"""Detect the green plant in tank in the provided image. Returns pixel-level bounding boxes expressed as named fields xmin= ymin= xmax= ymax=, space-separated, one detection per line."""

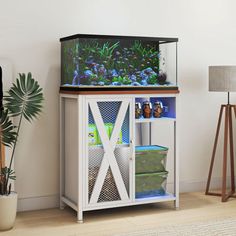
xmin=112 ymin=76 xmax=132 ymax=85
xmin=90 ymin=73 xmax=98 ymax=81
xmin=122 ymin=76 xmax=132 ymax=85
xmin=130 ymin=41 xmax=159 ymax=73
xmin=98 ymin=42 xmax=119 ymax=61
xmin=131 ymin=40 xmax=145 ymax=56
xmin=97 ymin=76 xmax=110 ymax=85
xmin=0 ymin=73 xmax=43 ymax=195
xmin=147 ymin=74 xmax=158 ymax=85
xmin=82 ymin=41 xmax=99 ymax=54
xmin=79 ymin=41 xmax=99 ymax=62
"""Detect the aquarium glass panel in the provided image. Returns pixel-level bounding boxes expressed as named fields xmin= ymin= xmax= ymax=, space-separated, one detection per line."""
xmin=61 ymin=36 xmax=177 ymax=89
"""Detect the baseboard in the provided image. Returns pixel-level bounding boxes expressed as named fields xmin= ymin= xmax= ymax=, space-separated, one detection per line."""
xmin=168 ymin=176 xmax=235 ymax=193
xmin=179 ymin=177 xmax=224 ymax=193
xmin=17 ymin=177 xmax=234 ymax=212
xmin=17 ymin=194 xmax=59 ymax=212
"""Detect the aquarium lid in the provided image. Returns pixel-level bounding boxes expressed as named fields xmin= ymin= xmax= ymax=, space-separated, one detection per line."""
xmin=60 ymin=33 xmax=178 ymax=44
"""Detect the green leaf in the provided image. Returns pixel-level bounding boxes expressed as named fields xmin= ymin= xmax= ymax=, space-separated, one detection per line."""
xmin=0 ymin=109 xmax=16 ymax=147
xmin=4 ymin=73 xmax=44 ymax=122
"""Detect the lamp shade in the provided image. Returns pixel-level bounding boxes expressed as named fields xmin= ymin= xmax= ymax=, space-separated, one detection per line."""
xmin=209 ymin=66 xmax=236 ymax=92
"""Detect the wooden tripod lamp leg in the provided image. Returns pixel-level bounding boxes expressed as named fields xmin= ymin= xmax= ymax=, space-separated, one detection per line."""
xmin=206 ymin=104 xmax=236 ymax=201
xmin=233 ymin=105 xmax=236 ymax=118
xmin=222 ymin=105 xmax=229 ymax=202
xmin=206 ymin=105 xmax=224 ymax=195
xmin=229 ymin=105 xmax=235 ymax=193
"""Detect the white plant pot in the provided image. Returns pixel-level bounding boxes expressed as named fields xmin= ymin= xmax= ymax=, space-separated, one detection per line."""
xmin=0 ymin=192 xmax=17 ymax=231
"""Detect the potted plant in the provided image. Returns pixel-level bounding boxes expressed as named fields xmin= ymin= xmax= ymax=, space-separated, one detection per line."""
xmin=0 ymin=72 xmax=43 ymax=231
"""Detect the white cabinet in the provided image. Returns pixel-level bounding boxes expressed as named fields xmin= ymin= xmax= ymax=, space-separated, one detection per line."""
xmin=60 ymin=93 xmax=178 ymax=223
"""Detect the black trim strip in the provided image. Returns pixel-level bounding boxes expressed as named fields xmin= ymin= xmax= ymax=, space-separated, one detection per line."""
xmin=60 ymin=34 xmax=178 ymax=43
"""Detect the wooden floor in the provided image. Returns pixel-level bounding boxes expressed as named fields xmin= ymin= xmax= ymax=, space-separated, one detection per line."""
xmin=2 ymin=192 xmax=236 ymax=236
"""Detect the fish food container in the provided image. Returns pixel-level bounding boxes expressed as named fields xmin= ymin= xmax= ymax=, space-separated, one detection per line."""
xmin=135 ymin=145 xmax=168 ymax=174
xmin=88 ymin=124 xmax=99 ymax=145
xmin=89 ymin=123 xmax=123 ymax=146
xmin=96 ymin=123 xmax=112 ymax=145
xmin=135 ymin=171 xmax=168 ymax=198
xmin=97 ymin=123 xmax=123 ymax=145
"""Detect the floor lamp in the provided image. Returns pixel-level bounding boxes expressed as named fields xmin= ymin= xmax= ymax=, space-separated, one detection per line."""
xmin=206 ymin=66 xmax=236 ymax=202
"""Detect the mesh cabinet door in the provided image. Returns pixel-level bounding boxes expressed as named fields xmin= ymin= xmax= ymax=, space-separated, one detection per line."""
xmin=86 ymin=98 xmax=133 ymax=208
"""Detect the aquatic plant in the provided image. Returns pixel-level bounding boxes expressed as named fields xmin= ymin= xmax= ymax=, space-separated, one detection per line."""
xmin=98 ymin=42 xmax=119 ymax=61
xmin=130 ymin=41 xmax=159 ymax=73
xmin=147 ymin=74 xmax=158 ymax=85
xmin=131 ymin=41 xmax=145 ymax=56
xmin=112 ymin=76 xmax=132 ymax=85
xmin=82 ymin=41 xmax=99 ymax=55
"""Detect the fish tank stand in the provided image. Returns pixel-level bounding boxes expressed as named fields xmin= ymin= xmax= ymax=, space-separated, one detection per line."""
xmin=59 ymin=89 xmax=179 ymax=223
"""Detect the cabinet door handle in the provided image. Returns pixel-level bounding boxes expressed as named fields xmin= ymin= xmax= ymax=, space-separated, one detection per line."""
xmin=130 ymin=139 xmax=134 ymax=161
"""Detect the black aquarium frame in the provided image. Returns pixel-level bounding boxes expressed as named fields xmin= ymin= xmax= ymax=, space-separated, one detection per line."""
xmin=60 ymin=34 xmax=178 ymax=92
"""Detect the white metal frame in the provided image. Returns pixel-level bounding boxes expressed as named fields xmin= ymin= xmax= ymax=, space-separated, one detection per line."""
xmin=60 ymin=93 xmax=179 ymax=222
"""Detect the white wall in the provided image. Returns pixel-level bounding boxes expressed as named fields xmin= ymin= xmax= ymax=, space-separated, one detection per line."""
xmin=1 ymin=0 xmax=236 ymax=211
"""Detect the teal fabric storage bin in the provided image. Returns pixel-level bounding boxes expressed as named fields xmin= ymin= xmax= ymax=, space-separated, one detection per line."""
xmin=135 ymin=171 xmax=168 ymax=198
xmin=135 ymin=145 xmax=168 ymax=174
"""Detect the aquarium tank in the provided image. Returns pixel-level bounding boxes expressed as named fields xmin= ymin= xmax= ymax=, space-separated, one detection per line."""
xmin=60 ymin=34 xmax=178 ymax=91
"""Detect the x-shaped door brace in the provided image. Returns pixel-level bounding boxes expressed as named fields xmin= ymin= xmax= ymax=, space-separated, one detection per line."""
xmin=89 ymin=100 xmax=130 ymax=204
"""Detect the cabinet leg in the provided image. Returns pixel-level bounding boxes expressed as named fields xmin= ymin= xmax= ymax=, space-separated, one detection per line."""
xmin=77 ymin=210 xmax=83 ymax=223
xmin=174 ymin=199 xmax=179 ymax=209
